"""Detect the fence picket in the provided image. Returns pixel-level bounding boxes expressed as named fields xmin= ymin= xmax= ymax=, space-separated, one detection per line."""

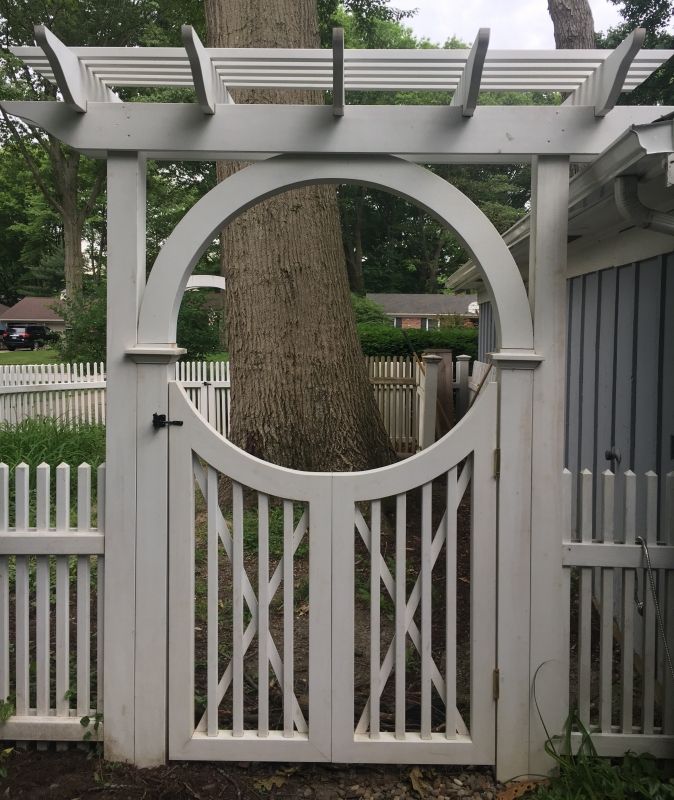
xmin=77 ymin=464 xmax=92 ymax=717
xmin=258 ymin=492 xmax=270 ymax=737
xmin=621 ymin=471 xmax=636 ymax=733
xmin=421 ymin=481 xmax=432 ymax=739
xmin=578 ymin=469 xmax=593 ymax=727
xmin=207 ymin=466 xmax=219 ymax=737
xmin=232 ymin=481 xmax=244 ymax=737
xmin=36 ymin=463 xmax=51 ymax=716
xmin=642 ymin=471 xmax=658 ymax=735
xmin=55 ymin=463 xmax=70 ymax=716
xmin=0 ymin=464 xmax=8 ymax=703
xmin=369 ymin=499 xmax=381 ymax=739
xmin=394 ymin=493 xmax=406 ymax=740
xmin=97 ymin=464 xmax=106 ymax=714
xmin=283 ymin=499 xmax=294 ymax=738
xmin=15 ymin=464 xmax=30 ymax=716
xmin=599 ymin=470 xmax=614 ymax=733
xmin=445 ymin=466 xmax=457 ymax=739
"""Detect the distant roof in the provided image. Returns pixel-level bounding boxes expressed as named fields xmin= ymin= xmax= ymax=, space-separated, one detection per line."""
xmin=367 ymin=293 xmax=477 ymax=316
xmin=0 ymin=296 xmax=63 ymax=323
xmin=0 ymin=304 xmax=8 ymax=317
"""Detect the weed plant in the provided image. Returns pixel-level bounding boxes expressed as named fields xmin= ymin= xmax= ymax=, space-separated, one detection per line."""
xmin=528 ymin=709 xmax=674 ymax=799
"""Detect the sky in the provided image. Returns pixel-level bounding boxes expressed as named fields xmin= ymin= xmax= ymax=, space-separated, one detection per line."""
xmin=392 ymin=0 xmax=626 ymax=49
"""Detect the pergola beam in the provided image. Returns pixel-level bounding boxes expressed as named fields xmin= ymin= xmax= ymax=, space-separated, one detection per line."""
xmin=3 ymin=101 xmax=672 ymax=163
xmin=181 ymin=25 xmax=231 ymax=114
xmin=332 ymin=27 xmax=345 ymax=117
xmin=564 ymin=28 xmax=646 ymax=117
xmin=34 ymin=25 xmax=119 ymax=112
xmin=450 ymin=28 xmax=489 ymax=117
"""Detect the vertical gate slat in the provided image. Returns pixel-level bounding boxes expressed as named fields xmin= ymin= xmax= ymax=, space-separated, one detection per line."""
xmin=207 ymin=466 xmax=219 ymax=736
xmin=283 ymin=499 xmax=294 ymax=738
xmin=578 ymin=469 xmax=593 ymax=727
xmin=395 ymin=493 xmax=406 ymax=739
xmin=0 ymin=464 xmax=8 ymax=702
xmin=642 ymin=471 xmax=658 ymax=735
xmin=445 ymin=466 xmax=457 ymax=739
xmin=36 ymin=464 xmax=51 ymax=716
xmin=369 ymin=500 xmax=381 ymax=739
xmin=599 ymin=470 xmax=614 ymax=733
xmin=420 ymin=481 xmax=432 ymax=739
xmin=232 ymin=481 xmax=244 ymax=737
xmin=621 ymin=471 xmax=636 ymax=733
xmin=55 ymin=463 xmax=70 ymax=717
xmin=15 ymin=464 xmax=30 ymax=716
xmin=258 ymin=493 xmax=270 ymax=737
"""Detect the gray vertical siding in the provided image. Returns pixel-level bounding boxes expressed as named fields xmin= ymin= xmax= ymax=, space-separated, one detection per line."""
xmin=477 ymin=250 xmax=674 ymax=539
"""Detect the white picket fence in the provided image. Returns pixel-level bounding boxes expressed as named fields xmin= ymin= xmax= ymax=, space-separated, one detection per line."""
xmin=564 ymin=468 xmax=674 ymax=756
xmin=0 ymin=357 xmax=482 ymax=452
xmin=0 ymin=462 xmax=105 ymax=740
xmin=0 ymin=462 xmax=671 ymax=755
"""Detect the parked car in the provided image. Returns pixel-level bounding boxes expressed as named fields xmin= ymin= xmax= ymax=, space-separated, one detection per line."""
xmin=2 ymin=324 xmax=54 ymax=350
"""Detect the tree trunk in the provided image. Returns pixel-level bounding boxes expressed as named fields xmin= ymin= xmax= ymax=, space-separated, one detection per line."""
xmin=547 ymin=0 xmax=595 ymax=49
xmin=205 ymin=0 xmax=395 ymax=471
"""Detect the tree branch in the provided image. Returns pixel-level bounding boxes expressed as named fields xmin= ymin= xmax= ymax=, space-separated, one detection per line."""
xmin=0 ymin=107 xmax=64 ymax=215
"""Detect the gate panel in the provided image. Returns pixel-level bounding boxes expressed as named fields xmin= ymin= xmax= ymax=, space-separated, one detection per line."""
xmin=331 ymin=381 xmax=497 ymax=763
xmin=168 ymin=382 xmax=332 ymax=761
xmin=169 ymin=378 xmax=497 ymax=763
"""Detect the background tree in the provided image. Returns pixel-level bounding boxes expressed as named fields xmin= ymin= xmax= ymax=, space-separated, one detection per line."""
xmin=204 ymin=0 xmax=396 ymax=471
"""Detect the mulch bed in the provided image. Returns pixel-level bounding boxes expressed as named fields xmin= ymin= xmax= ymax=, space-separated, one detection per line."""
xmin=1 ymin=749 xmax=506 ymax=799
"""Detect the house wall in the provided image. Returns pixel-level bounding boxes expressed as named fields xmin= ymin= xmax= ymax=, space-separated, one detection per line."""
xmin=477 ymin=250 xmax=674 ymax=537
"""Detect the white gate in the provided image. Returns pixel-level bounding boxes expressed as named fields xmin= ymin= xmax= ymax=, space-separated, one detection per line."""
xmin=168 ymin=376 xmax=497 ymax=763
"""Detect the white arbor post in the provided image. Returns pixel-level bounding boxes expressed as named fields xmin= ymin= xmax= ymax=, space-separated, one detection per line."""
xmin=104 ymin=153 xmax=146 ymax=762
xmin=528 ymin=156 xmax=571 ymax=773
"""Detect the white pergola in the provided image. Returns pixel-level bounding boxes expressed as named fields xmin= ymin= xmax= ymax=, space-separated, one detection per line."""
xmin=3 ymin=24 xmax=673 ymax=777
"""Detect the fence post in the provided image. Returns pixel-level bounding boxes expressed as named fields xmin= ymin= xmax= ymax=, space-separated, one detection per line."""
xmin=419 ymin=354 xmax=441 ymax=450
xmin=456 ymin=354 xmax=471 ymax=419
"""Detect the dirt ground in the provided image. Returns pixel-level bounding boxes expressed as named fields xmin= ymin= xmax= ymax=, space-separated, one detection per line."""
xmin=0 ymin=749 xmax=509 ymax=799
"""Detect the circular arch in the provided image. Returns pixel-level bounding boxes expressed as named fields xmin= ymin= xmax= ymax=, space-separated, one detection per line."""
xmin=137 ymin=155 xmax=533 ymax=350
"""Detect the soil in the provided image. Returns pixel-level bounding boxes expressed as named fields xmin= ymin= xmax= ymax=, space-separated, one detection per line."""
xmin=0 ymin=748 xmax=506 ymax=799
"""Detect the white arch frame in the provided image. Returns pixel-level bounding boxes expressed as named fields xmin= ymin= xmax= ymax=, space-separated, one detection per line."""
xmin=137 ymin=155 xmax=534 ymax=352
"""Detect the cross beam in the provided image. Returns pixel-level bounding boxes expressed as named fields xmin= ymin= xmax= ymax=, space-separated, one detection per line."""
xmin=564 ymin=28 xmax=646 ymax=116
xmin=450 ymin=28 xmax=489 ymax=117
xmin=3 ymin=101 xmax=672 ymax=163
xmin=34 ymin=25 xmax=119 ymax=111
xmin=181 ymin=25 xmax=232 ymax=114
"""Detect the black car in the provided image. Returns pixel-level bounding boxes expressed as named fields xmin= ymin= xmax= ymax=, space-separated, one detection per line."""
xmin=2 ymin=324 xmax=53 ymax=350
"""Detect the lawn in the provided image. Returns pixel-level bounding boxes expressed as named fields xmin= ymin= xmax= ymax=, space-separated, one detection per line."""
xmin=0 ymin=347 xmax=61 ymax=365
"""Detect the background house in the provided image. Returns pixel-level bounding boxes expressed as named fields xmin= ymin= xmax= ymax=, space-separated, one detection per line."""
xmin=366 ymin=292 xmax=478 ymax=330
xmin=0 ymin=296 xmax=65 ymax=333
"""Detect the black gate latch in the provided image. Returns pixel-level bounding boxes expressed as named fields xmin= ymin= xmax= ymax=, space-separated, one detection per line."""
xmin=152 ymin=413 xmax=183 ymax=430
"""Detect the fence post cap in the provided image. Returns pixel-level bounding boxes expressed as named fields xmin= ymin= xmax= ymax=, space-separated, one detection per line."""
xmin=421 ymin=353 xmax=442 ymax=363
xmin=456 ymin=354 xmax=471 ymax=361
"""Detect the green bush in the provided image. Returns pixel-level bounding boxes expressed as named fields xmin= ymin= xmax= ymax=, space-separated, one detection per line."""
xmin=177 ymin=291 xmax=223 ymax=359
xmin=357 ymin=323 xmax=478 ymax=359
xmin=56 ymin=281 xmax=106 ymax=363
xmin=350 ymin=294 xmax=392 ymax=326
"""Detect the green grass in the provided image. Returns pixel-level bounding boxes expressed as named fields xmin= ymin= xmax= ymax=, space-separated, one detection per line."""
xmin=0 ymin=348 xmax=61 ymax=365
xmin=202 ymin=351 xmax=229 ymax=363
xmin=0 ymin=418 xmax=106 ymax=524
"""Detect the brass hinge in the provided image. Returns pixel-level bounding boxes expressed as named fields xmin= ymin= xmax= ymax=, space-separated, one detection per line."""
xmin=493 ymin=668 xmax=500 ymax=701
xmin=493 ymin=448 xmax=500 ymax=478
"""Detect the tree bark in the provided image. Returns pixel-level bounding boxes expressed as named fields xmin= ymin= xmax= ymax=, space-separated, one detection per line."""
xmin=205 ymin=0 xmax=395 ymax=471
xmin=547 ymin=0 xmax=595 ymax=49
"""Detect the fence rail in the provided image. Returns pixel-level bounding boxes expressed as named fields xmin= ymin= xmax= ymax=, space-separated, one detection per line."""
xmin=0 ymin=358 xmax=486 ymax=453
xmin=0 ymin=462 xmax=105 ymax=741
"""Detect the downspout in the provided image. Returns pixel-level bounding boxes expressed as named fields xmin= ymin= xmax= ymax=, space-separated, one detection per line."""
xmin=614 ymin=174 xmax=674 ymax=235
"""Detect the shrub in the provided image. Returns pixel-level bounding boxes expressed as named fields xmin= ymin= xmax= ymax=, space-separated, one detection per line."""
xmin=357 ymin=323 xmax=478 ymax=359
xmin=350 ymin=294 xmax=392 ymax=326
xmin=177 ymin=291 xmax=223 ymax=359
xmin=56 ymin=281 xmax=106 ymax=363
